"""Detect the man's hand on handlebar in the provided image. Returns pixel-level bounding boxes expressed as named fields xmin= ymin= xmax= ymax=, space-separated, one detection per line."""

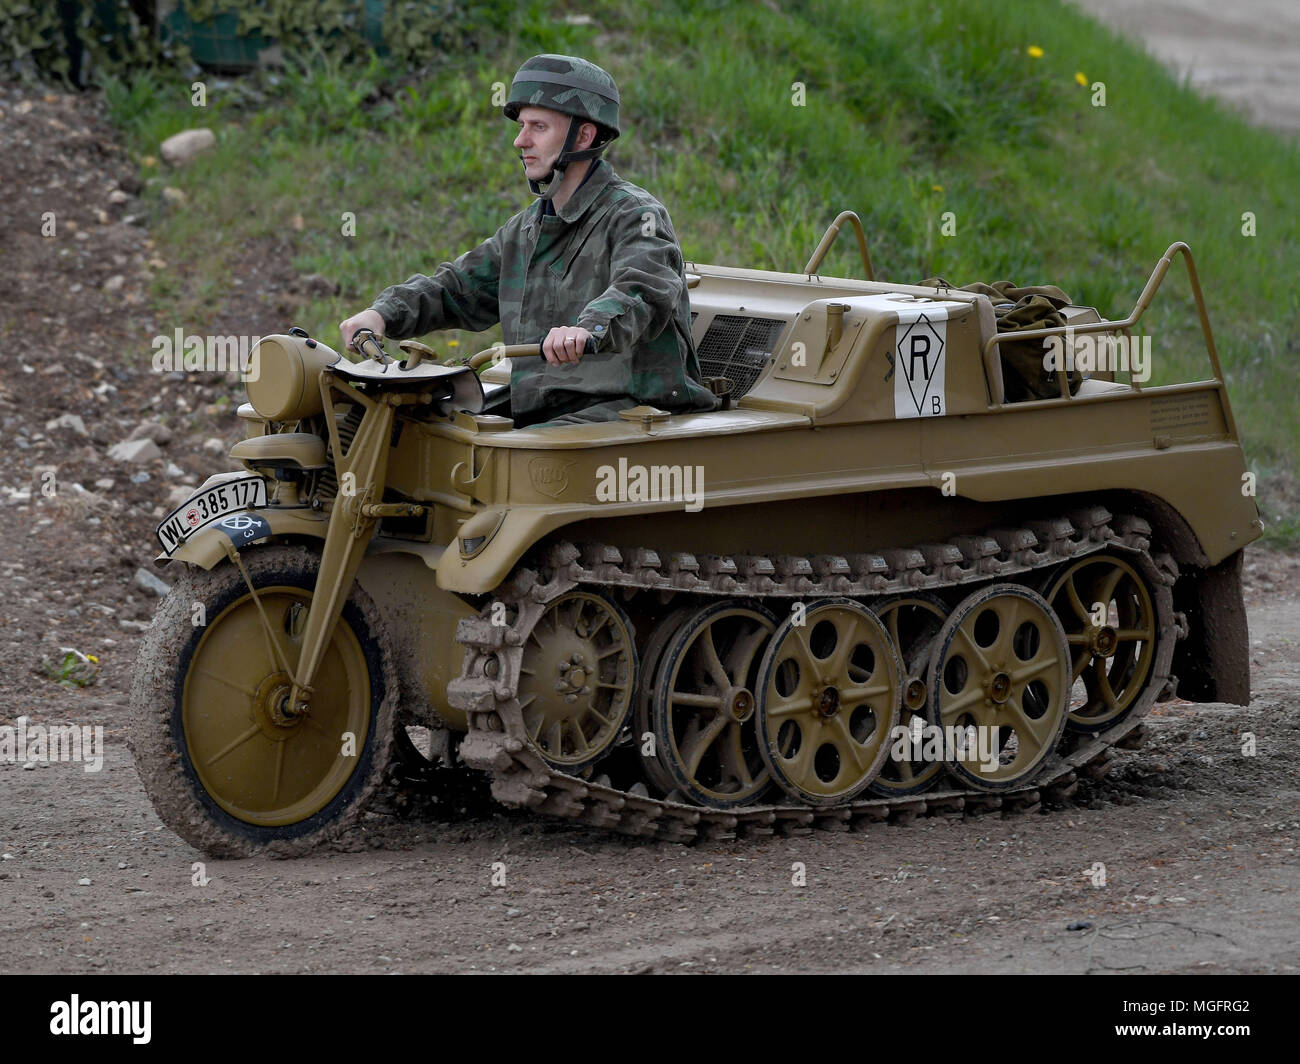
xmin=542 ymin=325 xmax=595 ymax=366
xmin=340 ymin=309 xmax=386 ymax=353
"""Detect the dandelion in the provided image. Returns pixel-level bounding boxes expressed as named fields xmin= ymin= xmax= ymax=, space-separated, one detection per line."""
xmin=1027 ymin=45 xmax=1044 ymax=59
xmin=87 ymin=655 xmax=99 ymax=663
xmin=448 ymin=340 xmax=460 ymax=347
xmin=931 ymin=184 xmax=944 ymax=193
xmin=1075 ymin=72 xmax=1088 ymax=87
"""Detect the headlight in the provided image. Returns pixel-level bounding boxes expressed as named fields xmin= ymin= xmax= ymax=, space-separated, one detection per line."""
xmin=458 ymin=510 xmax=507 ymax=559
xmin=244 ymin=334 xmax=337 ymax=421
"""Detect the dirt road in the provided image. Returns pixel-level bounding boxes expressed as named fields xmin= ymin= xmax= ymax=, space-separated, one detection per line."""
xmin=1069 ymin=0 xmax=1300 ymax=134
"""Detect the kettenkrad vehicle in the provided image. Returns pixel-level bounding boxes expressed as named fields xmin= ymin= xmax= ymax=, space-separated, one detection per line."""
xmin=129 ymin=213 xmax=1262 ymax=855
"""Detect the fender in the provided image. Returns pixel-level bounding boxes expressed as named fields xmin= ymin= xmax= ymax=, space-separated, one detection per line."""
xmin=923 ymin=440 xmax=1261 ymax=567
xmin=160 ymin=496 xmax=476 ymax=730
xmin=437 ymin=506 xmax=571 ymax=594
xmin=159 ymin=506 xmax=329 ymax=570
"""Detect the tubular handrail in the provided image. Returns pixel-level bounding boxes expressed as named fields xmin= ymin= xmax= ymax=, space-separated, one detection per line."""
xmin=804 ymin=210 xmax=875 ymax=280
xmin=979 ymin=243 xmax=1236 ymax=438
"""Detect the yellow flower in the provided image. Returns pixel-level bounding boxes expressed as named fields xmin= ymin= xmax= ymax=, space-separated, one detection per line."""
xmin=1075 ymin=71 xmax=1088 ymax=86
xmin=931 ymin=184 xmax=944 ymax=193
xmin=448 ymin=340 xmax=460 ymax=347
xmin=1027 ymin=45 xmax=1044 ymax=58
xmin=87 ymin=654 xmax=99 ymax=663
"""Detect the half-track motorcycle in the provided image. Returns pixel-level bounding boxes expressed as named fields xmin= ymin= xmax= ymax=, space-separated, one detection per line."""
xmin=129 ymin=213 xmax=1262 ymax=855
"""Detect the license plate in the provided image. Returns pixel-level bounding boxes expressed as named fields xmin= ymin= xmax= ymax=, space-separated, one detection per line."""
xmin=156 ymin=476 xmax=267 ymax=555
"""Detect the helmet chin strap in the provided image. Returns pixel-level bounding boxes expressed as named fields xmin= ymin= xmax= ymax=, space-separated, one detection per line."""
xmin=523 ymin=116 xmax=606 ymax=200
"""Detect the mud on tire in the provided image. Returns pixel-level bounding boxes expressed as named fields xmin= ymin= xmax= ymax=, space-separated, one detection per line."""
xmin=127 ymin=545 xmax=398 ymax=858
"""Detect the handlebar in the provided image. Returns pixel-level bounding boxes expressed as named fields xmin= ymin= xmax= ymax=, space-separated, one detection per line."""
xmin=350 ymin=333 xmax=594 ymax=373
xmin=348 ymin=329 xmax=534 ymax=374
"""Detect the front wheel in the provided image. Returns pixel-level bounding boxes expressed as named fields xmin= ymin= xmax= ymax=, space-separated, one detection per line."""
xmin=128 ymin=545 xmax=397 ymax=857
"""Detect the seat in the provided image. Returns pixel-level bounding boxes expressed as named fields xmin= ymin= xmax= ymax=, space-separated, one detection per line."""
xmin=229 ymin=433 xmax=328 ymax=470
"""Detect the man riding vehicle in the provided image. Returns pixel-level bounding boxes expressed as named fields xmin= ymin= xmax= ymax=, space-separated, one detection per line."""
xmin=339 ymin=54 xmax=718 ymax=427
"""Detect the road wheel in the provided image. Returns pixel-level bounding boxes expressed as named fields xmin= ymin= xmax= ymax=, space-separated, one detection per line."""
xmin=869 ymin=592 xmax=949 ymax=797
xmin=633 ymin=606 xmax=694 ymax=796
xmin=926 ymin=584 xmax=1069 ymax=791
xmin=650 ymin=600 xmax=777 ymax=808
xmin=516 ymin=589 xmax=637 ymax=774
xmin=756 ymin=598 xmax=901 ymax=806
xmin=1040 ymin=554 xmax=1160 ymax=733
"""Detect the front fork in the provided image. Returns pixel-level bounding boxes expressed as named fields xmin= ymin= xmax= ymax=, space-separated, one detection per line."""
xmin=227 ymin=370 xmax=427 ymax=719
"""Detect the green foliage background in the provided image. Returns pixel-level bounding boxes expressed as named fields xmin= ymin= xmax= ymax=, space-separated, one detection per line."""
xmin=0 ymin=0 xmax=154 ymax=82
xmin=0 ymin=0 xmax=517 ymax=82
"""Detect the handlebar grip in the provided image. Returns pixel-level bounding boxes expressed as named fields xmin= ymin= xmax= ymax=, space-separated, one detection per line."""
xmin=352 ymin=328 xmax=388 ymax=364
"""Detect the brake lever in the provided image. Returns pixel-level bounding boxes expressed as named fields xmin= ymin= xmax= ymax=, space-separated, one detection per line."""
xmin=352 ymin=327 xmax=391 ymax=368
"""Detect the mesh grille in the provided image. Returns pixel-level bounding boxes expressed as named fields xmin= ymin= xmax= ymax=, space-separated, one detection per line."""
xmin=696 ymin=314 xmax=785 ymax=398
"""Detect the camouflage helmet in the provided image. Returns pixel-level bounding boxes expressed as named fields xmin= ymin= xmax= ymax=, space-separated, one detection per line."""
xmin=504 ymin=54 xmax=621 ymax=141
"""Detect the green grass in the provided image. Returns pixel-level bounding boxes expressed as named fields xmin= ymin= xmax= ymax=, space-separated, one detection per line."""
xmin=103 ymin=0 xmax=1300 ymax=538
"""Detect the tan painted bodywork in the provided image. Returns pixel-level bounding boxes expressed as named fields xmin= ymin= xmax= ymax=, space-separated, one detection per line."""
xmin=415 ymin=384 xmax=1256 ymax=593
xmin=384 ymin=251 xmax=1259 ymax=591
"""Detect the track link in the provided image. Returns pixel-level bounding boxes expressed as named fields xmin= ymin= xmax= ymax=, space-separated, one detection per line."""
xmin=446 ymin=508 xmax=1180 ymax=842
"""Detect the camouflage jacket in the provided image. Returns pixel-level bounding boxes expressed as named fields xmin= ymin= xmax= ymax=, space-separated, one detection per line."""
xmin=369 ymin=160 xmax=719 ymax=424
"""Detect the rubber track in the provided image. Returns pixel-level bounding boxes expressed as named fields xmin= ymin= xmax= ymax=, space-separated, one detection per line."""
xmin=446 ymin=507 xmax=1183 ymax=842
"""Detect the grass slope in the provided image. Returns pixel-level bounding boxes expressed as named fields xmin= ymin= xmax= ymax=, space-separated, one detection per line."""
xmin=104 ymin=0 xmax=1300 ymax=539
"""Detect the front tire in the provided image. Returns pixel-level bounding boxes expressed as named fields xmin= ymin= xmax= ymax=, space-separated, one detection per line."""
xmin=128 ymin=545 xmax=397 ymax=857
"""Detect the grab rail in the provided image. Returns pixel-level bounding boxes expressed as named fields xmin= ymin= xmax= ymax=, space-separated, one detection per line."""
xmin=804 ymin=210 xmax=875 ymax=281
xmin=978 ymin=242 xmax=1235 ymax=438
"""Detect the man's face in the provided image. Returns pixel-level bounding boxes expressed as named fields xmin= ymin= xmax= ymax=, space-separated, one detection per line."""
xmin=513 ymin=105 xmax=593 ymax=181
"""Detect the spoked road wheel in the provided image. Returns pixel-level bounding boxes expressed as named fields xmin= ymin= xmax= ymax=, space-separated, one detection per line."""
xmin=869 ymin=592 xmax=949 ymax=797
xmin=756 ymin=599 xmax=901 ymax=806
xmin=129 ymin=546 xmax=397 ymax=857
xmin=517 ymin=589 xmax=637 ymax=774
xmin=633 ymin=606 xmax=694 ymax=796
xmin=650 ymin=601 xmax=777 ymax=808
xmin=926 ymin=584 xmax=1070 ymax=791
xmin=1040 ymin=554 xmax=1159 ymax=733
